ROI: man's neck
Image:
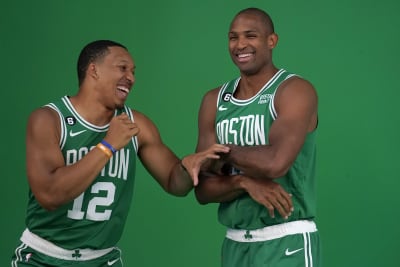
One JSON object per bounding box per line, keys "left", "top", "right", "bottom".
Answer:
{"left": 69, "top": 93, "right": 115, "bottom": 126}
{"left": 236, "top": 67, "right": 279, "bottom": 99}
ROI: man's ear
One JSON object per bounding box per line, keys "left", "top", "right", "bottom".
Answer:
{"left": 268, "top": 33, "right": 278, "bottom": 49}
{"left": 88, "top": 63, "right": 98, "bottom": 79}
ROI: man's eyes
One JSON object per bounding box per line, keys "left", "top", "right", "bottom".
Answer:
{"left": 229, "top": 35, "right": 258, "bottom": 40}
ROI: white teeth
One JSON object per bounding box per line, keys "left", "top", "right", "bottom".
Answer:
{"left": 117, "top": 86, "right": 129, "bottom": 93}
{"left": 238, "top": 53, "right": 252, "bottom": 58}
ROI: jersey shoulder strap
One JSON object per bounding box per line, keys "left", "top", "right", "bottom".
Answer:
{"left": 216, "top": 78, "right": 239, "bottom": 107}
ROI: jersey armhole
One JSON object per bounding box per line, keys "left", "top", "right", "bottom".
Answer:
{"left": 124, "top": 106, "right": 139, "bottom": 154}
{"left": 44, "top": 103, "right": 67, "bottom": 149}
{"left": 269, "top": 74, "right": 298, "bottom": 120}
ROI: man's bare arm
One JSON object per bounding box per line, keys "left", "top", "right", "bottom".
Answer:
{"left": 223, "top": 77, "right": 318, "bottom": 179}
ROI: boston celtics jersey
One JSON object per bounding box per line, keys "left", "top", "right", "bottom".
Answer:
{"left": 25, "top": 96, "right": 138, "bottom": 250}
{"left": 215, "top": 69, "right": 317, "bottom": 230}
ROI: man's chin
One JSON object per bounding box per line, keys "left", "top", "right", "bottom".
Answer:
{"left": 240, "top": 68, "right": 258, "bottom": 76}
{"left": 115, "top": 102, "right": 125, "bottom": 109}
{"left": 234, "top": 63, "right": 257, "bottom": 76}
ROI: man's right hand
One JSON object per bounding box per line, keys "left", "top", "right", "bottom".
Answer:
{"left": 104, "top": 113, "right": 140, "bottom": 150}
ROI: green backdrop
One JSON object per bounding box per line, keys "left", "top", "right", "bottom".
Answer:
{"left": 1, "top": 0, "right": 399, "bottom": 266}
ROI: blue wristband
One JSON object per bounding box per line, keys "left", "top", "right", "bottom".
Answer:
{"left": 100, "top": 140, "right": 117, "bottom": 154}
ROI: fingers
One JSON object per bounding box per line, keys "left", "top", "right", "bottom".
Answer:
{"left": 114, "top": 114, "right": 139, "bottom": 132}
{"left": 259, "top": 194, "right": 291, "bottom": 219}
{"left": 271, "top": 188, "right": 293, "bottom": 219}
{"left": 191, "top": 171, "right": 199, "bottom": 187}
{"left": 182, "top": 144, "right": 228, "bottom": 188}
{"left": 268, "top": 195, "right": 292, "bottom": 219}
{"left": 262, "top": 199, "right": 276, "bottom": 218}
{"left": 116, "top": 113, "right": 130, "bottom": 121}
{"left": 106, "top": 114, "right": 140, "bottom": 150}
{"left": 209, "top": 144, "right": 230, "bottom": 154}
{"left": 128, "top": 123, "right": 140, "bottom": 135}
{"left": 245, "top": 179, "right": 293, "bottom": 220}
{"left": 200, "top": 144, "right": 230, "bottom": 161}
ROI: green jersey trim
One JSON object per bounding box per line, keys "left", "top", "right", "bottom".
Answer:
{"left": 46, "top": 103, "right": 67, "bottom": 148}
{"left": 61, "top": 96, "right": 111, "bottom": 131}
{"left": 45, "top": 96, "right": 138, "bottom": 153}
{"left": 217, "top": 69, "right": 296, "bottom": 120}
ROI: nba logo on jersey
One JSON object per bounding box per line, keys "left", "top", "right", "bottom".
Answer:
{"left": 258, "top": 94, "right": 272, "bottom": 104}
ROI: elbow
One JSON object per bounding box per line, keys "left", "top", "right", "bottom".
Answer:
{"left": 265, "top": 160, "right": 291, "bottom": 179}
{"left": 36, "top": 197, "right": 61, "bottom": 211}
{"left": 42, "top": 205, "right": 58, "bottom": 212}
{"left": 196, "top": 198, "right": 209, "bottom": 205}
{"left": 165, "top": 180, "right": 193, "bottom": 197}
{"left": 33, "top": 191, "right": 65, "bottom": 211}
{"left": 173, "top": 190, "right": 191, "bottom": 197}
{"left": 268, "top": 169, "right": 289, "bottom": 179}
{"left": 194, "top": 188, "right": 210, "bottom": 205}
{"left": 165, "top": 179, "right": 192, "bottom": 197}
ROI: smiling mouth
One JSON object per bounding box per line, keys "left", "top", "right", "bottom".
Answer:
{"left": 236, "top": 52, "right": 254, "bottom": 63}
{"left": 117, "top": 86, "right": 130, "bottom": 93}
{"left": 237, "top": 53, "right": 253, "bottom": 58}
{"left": 116, "top": 85, "right": 130, "bottom": 99}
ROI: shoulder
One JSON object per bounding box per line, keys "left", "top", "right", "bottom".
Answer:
{"left": 27, "top": 106, "right": 62, "bottom": 141}
{"left": 130, "top": 109, "right": 153, "bottom": 125}
{"left": 277, "top": 75, "right": 317, "bottom": 101}
{"left": 281, "top": 74, "right": 315, "bottom": 90}
{"left": 201, "top": 86, "right": 222, "bottom": 107}
{"left": 29, "top": 106, "right": 60, "bottom": 126}
{"left": 196, "top": 87, "right": 222, "bottom": 122}
{"left": 29, "top": 96, "right": 70, "bottom": 123}
{"left": 201, "top": 76, "right": 239, "bottom": 103}
{"left": 274, "top": 75, "right": 318, "bottom": 115}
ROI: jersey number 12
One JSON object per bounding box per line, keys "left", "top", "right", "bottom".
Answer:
{"left": 67, "top": 182, "right": 115, "bottom": 221}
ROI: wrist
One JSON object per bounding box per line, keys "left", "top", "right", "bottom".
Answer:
{"left": 234, "top": 175, "right": 247, "bottom": 190}
{"left": 100, "top": 140, "right": 117, "bottom": 154}
{"left": 96, "top": 143, "right": 113, "bottom": 158}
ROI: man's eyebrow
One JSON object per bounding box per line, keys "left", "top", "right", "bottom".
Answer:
{"left": 229, "top": 30, "right": 258, "bottom": 34}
